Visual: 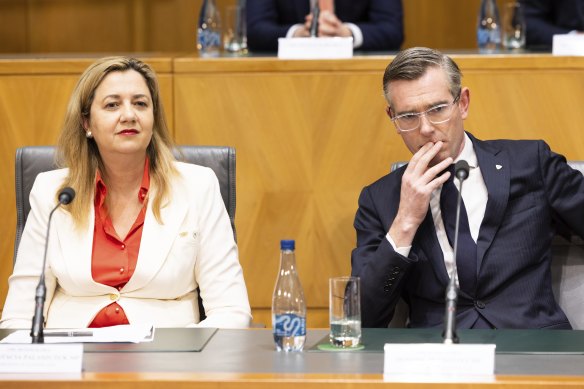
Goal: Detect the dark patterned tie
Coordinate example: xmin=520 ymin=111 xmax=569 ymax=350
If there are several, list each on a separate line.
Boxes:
xmin=440 ymin=165 xmax=477 ymax=294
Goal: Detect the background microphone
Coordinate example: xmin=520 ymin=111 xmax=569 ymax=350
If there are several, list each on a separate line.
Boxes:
xmin=443 ymin=160 xmax=469 ymax=344
xmin=309 ymin=3 xmax=320 ymax=37
xmin=31 ymin=187 xmax=76 ymax=343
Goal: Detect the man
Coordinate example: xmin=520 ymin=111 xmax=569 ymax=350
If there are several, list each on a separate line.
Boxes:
xmin=521 ymin=0 xmax=584 ymax=49
xmin=246 ymin=0 xmax=403 ymax=52
xmin=351 ymin=47 xmax=584 ymax=329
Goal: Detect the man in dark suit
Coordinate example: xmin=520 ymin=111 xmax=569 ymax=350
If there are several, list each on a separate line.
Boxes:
xmin=521 ymin=0 xmax=584 ymax=49
xmin=351 ymin=47 xmax=584 ymax=329
xmin=246 ymin=0 xmax=403 ymax=52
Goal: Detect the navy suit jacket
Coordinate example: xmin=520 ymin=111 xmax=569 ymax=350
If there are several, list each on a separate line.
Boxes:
xmin=351 ymin=133 xmax=584 ymax=329
xmin=521 ymin=0 xmax=584 ymax=48
xmin=246 ymin=0 xmax=403 ymax=52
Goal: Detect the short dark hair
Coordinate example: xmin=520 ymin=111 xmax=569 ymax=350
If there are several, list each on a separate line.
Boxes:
xmin=382 ymin=47 xmax=462 ymax=105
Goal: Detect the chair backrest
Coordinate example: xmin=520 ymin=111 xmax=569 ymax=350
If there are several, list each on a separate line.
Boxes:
xmin=388 ymin=160 xmax=584 ymax=329
xmin=14 ymin=145 xmax=236 ymax=263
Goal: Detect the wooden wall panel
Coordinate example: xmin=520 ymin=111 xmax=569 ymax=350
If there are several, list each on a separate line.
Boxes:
xmin=0 ymin=0 xmax=28 ymax=52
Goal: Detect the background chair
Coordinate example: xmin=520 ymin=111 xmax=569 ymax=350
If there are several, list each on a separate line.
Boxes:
xmin=388 ymin=161 xmax=584 ymax=329
xmin=14 ymin=145 xmax=236 ymax=322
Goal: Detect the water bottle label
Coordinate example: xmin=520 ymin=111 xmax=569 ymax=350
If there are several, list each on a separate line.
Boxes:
xmin=273 ymin=314 xmax=306 ymax=337
xmin=198 ymin=30 xmax=221 ymax=49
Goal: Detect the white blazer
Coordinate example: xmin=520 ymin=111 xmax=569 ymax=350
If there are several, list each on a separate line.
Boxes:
xmin=0 ymin=162 xmax=252 ymax=329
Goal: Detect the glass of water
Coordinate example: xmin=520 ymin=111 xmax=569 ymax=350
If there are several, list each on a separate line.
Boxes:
xmin=329 ymin=276 xmax=361 ymax=348
xmin=502 ymin=2 xmax=526 ymax=50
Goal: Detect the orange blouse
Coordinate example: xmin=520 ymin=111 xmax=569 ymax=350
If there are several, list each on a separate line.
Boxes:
xmin=88 ymin=160 xmax=150 ymax=328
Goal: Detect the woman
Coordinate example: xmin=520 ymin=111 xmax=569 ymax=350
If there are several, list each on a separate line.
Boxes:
xmin=0 ymin=57 xmax=252 ymax=329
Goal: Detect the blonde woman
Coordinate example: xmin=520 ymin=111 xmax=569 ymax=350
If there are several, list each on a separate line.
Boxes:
xmin=0 ymin=57 xmax=251 ymax=329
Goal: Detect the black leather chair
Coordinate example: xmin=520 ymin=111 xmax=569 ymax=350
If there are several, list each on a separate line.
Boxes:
xmin=14 ymin=145 xmax=236 ymax=263
xmin=387 ymin=161 xmax=584 ymax=329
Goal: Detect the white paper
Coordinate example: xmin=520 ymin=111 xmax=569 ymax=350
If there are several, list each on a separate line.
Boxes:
xmin=0 ymin=343 xmax=83 ymax=373
xmin=552 ymin=34 xmax=584 ymax=56
xmin=1 ymin=324 xmax=154 ymax=344
xmin=278 ymin=37 xmax=353 ymax=59
xmin=383 ymin=343 xmax=495 ymax=383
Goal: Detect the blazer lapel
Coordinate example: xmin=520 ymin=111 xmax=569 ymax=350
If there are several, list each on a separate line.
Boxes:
xmin=55 ymin=205 xmax=109 ymax=293
xmin=124 ymin=186 xmax=188 ymax=292
xmin=471 ymin=135 xmax=510 ymax=272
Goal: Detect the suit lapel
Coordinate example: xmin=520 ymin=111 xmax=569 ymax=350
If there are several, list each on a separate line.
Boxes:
xmin=124 ymin=184 xmax=188 ymax=292
xmin=55 ymin=205 xmax=109 ymax=293
xmin=471 ymin=135 xmax=510 ymax=272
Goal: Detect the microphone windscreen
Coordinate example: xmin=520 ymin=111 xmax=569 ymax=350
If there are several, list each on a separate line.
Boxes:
xmin=455 ymin=160 xmax=470 ymax=180
xmin=58 ymin=187 xmax=76 ymax=205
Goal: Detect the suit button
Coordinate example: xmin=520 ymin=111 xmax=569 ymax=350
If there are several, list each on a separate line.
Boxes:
xmin=474 ymin=300 xmax=486 ymax=309
xmin=109 ymin=293 xmax=119 ymax=301
xmin=384 ymin=286 xmax=391 ymax=292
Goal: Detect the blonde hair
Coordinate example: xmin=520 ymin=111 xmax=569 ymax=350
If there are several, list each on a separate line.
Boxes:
xmin=56 ymin=56 xmax=178 ymax=227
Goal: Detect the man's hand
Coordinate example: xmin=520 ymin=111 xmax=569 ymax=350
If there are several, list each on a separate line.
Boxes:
xmin=389 ymin=142 xmax=453 ymax=248
xmin=303 ymin=11 xmax=352 ymax=38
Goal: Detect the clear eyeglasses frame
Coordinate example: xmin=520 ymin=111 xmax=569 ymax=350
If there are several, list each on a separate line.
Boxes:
xmin=387 ymin=92 xmax=461 ymax=133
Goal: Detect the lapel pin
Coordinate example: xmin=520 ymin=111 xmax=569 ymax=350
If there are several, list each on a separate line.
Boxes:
xmin=496 ymin=164 xmax=502 ymax=170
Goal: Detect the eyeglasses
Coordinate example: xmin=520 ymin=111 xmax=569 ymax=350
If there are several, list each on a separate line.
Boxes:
xmin=387 ymin=93 xmax=461 ymax=133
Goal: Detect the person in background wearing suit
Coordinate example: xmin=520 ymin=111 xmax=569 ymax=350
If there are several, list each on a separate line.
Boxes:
xmin=351 ymin=47 xmax=584 ymax=329
xmin=246 ymin=0 xmax=403 ymax=52
xmin=0 ymin=57 xmax=251 ymax=329
xmin=521 ymin=0 xmax=584 ymax=49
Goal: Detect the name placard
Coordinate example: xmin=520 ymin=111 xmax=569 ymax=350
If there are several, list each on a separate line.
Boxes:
xmin=384 ymin=343 xmax=495 ymax=383
xmin=553 ymin=34 xmax=584 ymax=56
xmin=278 ymin=37 xmax=353 ymax=60
xmin=0 ymin=343 xmax=83 ymax=373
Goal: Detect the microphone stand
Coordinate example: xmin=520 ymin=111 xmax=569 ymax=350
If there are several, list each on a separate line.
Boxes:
xmin=309 ymin=4 xmax=320 ymax=37
xmin=31 ymin=188 xmax=75 ymax=344
xmin=442 ymin=162 xmax=469 ymax=344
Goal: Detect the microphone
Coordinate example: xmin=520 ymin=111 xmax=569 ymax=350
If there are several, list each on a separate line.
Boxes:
xmin=309 ymin=3 xmax=320 ymax=37
xmin=443 ymin=160 xmax=469 ymax=344
xmin=31 ymin=187 xmax=76 ymax=343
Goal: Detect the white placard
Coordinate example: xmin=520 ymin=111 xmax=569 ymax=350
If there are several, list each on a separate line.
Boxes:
xmin=1 ymin=324 xmax=154 ymax=344
xmin=384 ymin=343 xmax=495 ymax=383
xmin=552 ymin=34 xmax=584 ymax=56
xmin=0 ymin=343 xmax=83 ymax=373
xmin=277 ymin=37 xmax=353 ymax=60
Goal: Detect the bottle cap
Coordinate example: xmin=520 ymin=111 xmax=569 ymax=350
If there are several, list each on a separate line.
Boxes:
xmin=280 ymin=239 xmax=295 ymax=250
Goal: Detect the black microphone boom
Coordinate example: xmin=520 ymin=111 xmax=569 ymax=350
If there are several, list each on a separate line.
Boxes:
xmin=309 ymin=3 xmax=320 ymax=37
xmin=31 ymin=187 xmax=76 ymax=344
xmin=442 ymin=160 xmax=469 ymax=344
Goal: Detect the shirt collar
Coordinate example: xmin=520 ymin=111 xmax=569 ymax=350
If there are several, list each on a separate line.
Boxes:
xmin=454 ymin=133 xmax=478 ymax=169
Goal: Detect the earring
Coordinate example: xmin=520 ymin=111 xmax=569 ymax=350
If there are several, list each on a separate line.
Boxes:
xmin=86 ymin=131 xmax=93 ymax=139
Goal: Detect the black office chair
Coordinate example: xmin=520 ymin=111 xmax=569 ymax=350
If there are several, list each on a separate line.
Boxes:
xmin=14 ymin=145 xmax=236 ymax=322
xmin=387 ymin=161 xmax=584 ymax=329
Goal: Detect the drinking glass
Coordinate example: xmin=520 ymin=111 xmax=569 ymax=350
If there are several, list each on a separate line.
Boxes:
xmin=329 ymin=276 xmax=361 ymax=348
xmin=502 ymin=2 xmax=526 ymax=50
xmin=223 ymin=5 xmax=247 ymax=54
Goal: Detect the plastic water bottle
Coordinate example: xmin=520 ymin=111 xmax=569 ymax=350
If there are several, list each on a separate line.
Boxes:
xmin=477 ymin=0 xmax=501 ymax=53
xmin=197 ymin=0 xmax=221 ymax=57
xmin=272 ymin=239 xmax=306 ymax=352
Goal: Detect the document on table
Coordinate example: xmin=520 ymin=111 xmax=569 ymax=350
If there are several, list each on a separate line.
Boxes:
xmin=0 ymin=324 xmax=154 ymax=344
